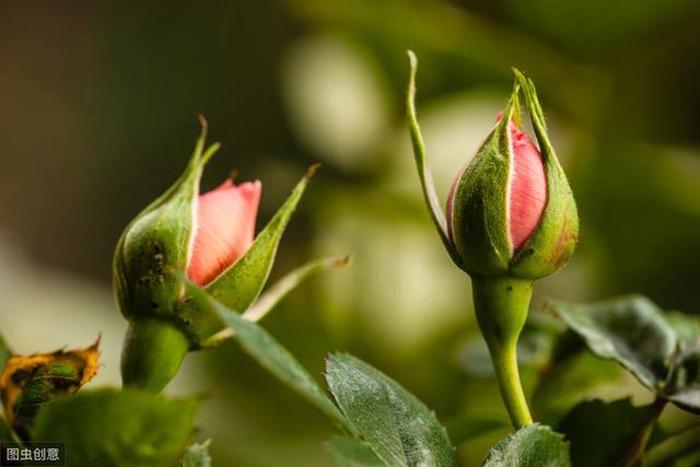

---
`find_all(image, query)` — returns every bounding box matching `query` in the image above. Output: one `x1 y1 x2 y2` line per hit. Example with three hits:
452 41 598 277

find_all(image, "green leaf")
326 437 384 467
549 296 677 390
663 312 700 413
325 353 456 467
557 398 658 467
667 346 700 413
180 168 315 344
181 440 212 467
186 283 350 431
33 388 199 467
482 424 570 467
204 255 351 346
444 415 507 445
546 298 699 415
405 51 462 267
665 311 700 349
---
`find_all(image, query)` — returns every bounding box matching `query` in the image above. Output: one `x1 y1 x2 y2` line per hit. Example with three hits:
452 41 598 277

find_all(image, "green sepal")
113 117 220 321
406 51 463 267
177 167 316 346
508 70 578 278
202 255 351 347
449 99 516 276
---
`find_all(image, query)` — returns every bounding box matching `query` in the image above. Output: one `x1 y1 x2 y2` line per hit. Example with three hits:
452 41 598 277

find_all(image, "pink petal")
508 121 546 251
187 179 261 286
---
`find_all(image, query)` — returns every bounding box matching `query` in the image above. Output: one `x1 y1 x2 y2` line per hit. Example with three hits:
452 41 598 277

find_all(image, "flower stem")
121 317 189 392
618 396 667 467
472 276 534 428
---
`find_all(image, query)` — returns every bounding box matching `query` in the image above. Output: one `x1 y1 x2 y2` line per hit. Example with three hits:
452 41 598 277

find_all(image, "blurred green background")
1 1 699 465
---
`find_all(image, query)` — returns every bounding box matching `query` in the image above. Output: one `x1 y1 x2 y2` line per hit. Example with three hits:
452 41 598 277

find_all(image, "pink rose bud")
445 73 578 280
408 56 579 428
114 118 316 391
446 115 547 253
187 179 261 286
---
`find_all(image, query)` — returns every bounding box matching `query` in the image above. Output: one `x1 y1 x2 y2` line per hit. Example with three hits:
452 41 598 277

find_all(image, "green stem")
645 423 700 466
472 276 534 428
618 396 667 467
121 317 190 392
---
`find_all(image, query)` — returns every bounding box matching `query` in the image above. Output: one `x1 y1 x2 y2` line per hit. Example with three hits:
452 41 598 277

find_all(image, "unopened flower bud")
113 120 260 321
407 54 579 427
114 118 314 391
445 75 578 279
114 119 262 390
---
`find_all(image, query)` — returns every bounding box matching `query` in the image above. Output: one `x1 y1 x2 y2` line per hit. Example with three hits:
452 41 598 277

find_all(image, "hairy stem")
472 276 533 428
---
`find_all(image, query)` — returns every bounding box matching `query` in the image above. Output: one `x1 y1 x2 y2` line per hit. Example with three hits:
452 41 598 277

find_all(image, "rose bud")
408 55 577 280
407 53 578 428
445 91 578 280
114 117 319 391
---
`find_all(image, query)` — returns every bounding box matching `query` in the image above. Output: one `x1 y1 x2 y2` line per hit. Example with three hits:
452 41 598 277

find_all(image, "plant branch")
618 396 667 467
